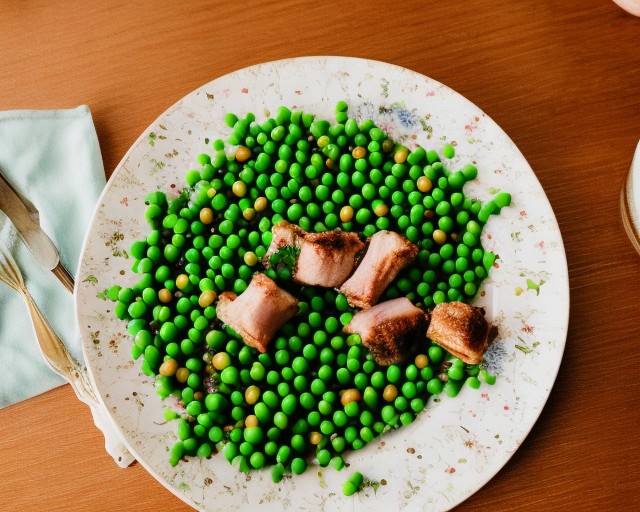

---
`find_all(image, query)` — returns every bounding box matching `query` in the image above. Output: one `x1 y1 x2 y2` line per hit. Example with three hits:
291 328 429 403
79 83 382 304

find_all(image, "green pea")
426 378 443 395
250 401 270 426
401 381 417 399
290 457 307 475
315 365 331 383
365 369 382 388
358 426 373 443
353 208 370 225
343 401 359 419
384 365 400 383
280 366 295 380
432 290 446 304
447 272 463 288
438 243 453 260
252 152 270 172
156 320 177 342
316 398 332 416
381 405 398 425
124 298 144 320
219 366 238 385
169 441 185 467
239 426 262 446
269 410 286 430
291 356 309 374
478 369 496 385
281 394 298 415
307 376 325 395
342 480 358 496
443 379 463 398
286 203 304 222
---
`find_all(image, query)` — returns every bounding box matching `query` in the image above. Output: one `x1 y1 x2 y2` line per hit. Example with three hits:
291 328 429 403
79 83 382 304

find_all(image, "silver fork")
0 239 135 467
0 239 97 402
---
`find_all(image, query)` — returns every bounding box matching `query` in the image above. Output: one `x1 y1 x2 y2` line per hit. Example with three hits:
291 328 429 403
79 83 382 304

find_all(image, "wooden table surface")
1 1 640 510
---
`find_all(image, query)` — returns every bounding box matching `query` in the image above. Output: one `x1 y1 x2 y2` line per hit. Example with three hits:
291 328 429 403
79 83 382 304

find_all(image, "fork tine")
0 241 25 290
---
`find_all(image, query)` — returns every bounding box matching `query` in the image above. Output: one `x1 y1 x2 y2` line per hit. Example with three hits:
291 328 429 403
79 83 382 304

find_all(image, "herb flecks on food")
269 245 300 272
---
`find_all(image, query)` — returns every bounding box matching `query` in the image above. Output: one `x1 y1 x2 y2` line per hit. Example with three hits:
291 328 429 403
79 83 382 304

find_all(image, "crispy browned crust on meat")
292 230 365 287
361 313 427 365
426 302 490 364
263 221 365 288
303 230 363 250
344 298 428 366
340 231 418 309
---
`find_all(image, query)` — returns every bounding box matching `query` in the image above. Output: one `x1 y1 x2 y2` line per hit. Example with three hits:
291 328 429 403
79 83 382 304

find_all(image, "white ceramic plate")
76 56 569 511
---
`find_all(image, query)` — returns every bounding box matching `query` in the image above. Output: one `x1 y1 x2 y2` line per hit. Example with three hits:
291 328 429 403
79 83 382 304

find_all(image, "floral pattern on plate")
76 56 569 512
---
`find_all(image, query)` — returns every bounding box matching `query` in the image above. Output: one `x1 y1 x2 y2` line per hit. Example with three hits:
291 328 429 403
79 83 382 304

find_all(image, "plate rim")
75 55 570 511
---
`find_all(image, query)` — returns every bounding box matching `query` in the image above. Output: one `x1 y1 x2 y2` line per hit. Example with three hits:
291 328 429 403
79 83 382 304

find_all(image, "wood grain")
1 0 640 510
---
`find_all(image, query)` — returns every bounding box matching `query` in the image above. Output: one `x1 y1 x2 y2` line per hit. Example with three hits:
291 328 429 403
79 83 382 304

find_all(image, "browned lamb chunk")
216 273 298 353
263 221 365 288
344 297 428 365
339 230 418 309
426 302 490 364
292 230 364 287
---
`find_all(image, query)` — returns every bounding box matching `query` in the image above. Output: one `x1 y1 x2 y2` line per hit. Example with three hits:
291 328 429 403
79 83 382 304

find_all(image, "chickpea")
198 290 216 308
244 414 259 428
309 431 323 445
254 197 268 212
212 352 231 371
175 367 190 384
381 139 394 152
340 388 362 406
242 207 256 221
235 146 252 163
373 203 389 217
382 384 398 402
317 135 330 148
339 205 354 223
158 288 172 303
244 251 258 266
415 354 429 369
417 176 433 193
232 180 247 197
158 358 178 377
352 146 366 159
175 274 189 290
394 147 408 163
433 229 447 245
245 385 261 405
199 207 214 224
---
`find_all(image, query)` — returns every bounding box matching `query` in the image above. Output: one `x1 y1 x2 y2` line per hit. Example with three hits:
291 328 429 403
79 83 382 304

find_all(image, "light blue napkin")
0 106 106 408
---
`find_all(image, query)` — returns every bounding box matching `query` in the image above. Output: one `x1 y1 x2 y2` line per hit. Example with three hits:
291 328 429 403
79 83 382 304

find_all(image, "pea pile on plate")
109 101 506 488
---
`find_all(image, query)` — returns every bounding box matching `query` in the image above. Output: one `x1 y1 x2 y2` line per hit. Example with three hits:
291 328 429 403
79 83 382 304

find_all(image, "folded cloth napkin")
0 106 133 466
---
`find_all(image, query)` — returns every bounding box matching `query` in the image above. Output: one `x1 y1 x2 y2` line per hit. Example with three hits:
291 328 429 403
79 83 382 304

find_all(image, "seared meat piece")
426 302 490 364
344 297 428 365
339 231 418 309
216 273 298 353
263 221 304 262
293 230 364 287
263 221 365 288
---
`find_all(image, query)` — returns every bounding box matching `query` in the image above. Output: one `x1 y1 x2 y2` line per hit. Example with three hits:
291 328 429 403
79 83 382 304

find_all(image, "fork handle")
22 289 96 402
22 290 136 467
